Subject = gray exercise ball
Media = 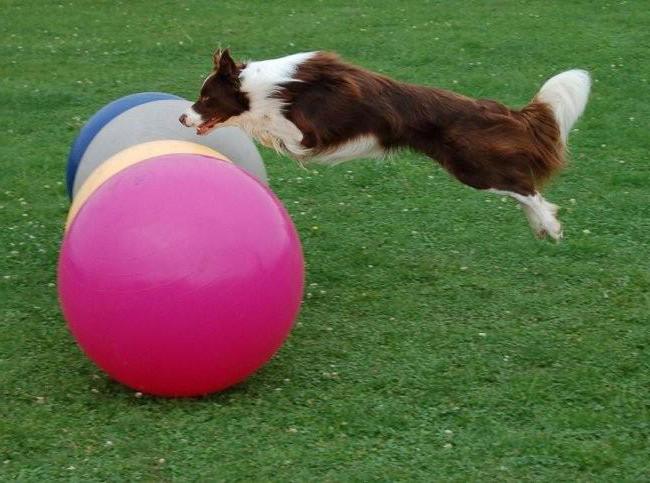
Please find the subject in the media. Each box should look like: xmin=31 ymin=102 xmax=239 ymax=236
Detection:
xmin=73 ymin=98 xmax=267 ymax=195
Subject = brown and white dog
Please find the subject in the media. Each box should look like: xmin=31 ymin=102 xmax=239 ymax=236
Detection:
xmin=179 ymin=49 xmax=591 ymax=240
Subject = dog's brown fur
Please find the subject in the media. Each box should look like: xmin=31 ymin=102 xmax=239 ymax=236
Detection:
xmin=276 ymin=52 xmax=562 ymax=196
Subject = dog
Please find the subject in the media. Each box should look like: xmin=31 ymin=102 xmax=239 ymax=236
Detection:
xmin=179 ymin=49 xmax=591 ymax=240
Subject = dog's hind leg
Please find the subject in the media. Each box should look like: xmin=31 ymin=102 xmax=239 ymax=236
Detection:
xmin=489 ymin=189 xmax=562 ymax=240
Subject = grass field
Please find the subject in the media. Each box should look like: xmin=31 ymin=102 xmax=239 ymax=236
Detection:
xmin=1 ymin=0 xmax=649 ymax=480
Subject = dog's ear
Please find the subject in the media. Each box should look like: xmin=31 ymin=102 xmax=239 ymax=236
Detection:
xmin=213 ymin=48 xmax=238 ymax=79
xmin=212 ymin=48 xmax=224 ymax=68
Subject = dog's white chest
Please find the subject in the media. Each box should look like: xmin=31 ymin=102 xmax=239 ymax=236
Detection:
xmin=225 ymin=109 xmax=309 ymax=158
xmin=229 ymin=53 xmax=320 ymax=159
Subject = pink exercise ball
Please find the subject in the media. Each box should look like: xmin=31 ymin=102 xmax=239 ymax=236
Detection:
xmin=58 ymin=154 xmax=304 ymax=397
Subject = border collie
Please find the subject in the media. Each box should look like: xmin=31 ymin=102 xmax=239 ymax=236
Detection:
xmin=180 ymin=49 xmax=590 ymax=240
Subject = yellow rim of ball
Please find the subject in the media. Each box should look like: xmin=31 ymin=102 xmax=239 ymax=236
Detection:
xmin=66 ymin=140 xmax=230 ymax=230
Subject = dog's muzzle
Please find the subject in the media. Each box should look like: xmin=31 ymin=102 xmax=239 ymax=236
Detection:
xmin=179 ymin=113 xmax=191 ymax=127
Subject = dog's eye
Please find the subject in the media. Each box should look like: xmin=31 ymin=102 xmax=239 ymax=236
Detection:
xmin=199 ymin=96 xmax=209 ymax=102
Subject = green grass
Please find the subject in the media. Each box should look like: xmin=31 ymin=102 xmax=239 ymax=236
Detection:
xmin=1 ymin=0 xmax=649 ymax=480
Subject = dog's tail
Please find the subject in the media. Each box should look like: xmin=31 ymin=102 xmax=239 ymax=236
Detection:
xmin=535 ymin=69 xmax=591 ymax=144
xmin=517 ymin=69 xmax=591 ymax=185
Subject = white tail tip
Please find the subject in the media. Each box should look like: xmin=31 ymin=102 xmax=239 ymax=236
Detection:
xmin=537 ymin=69 xmax=591 ymax=143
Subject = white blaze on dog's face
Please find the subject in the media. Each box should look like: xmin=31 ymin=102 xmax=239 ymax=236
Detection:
xmin=179 ymin=49 xmax=250 ymax=135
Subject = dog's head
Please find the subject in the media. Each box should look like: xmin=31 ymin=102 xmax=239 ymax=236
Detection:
xmin=179 ymin=49 xmax=249 ymax=135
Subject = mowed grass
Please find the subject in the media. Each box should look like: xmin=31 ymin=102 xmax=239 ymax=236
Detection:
xmin=1 ymin=0 xmax=649 ymax=480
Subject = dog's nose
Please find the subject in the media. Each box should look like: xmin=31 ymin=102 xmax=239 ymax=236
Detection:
xmin=179 ymin=113 xmax=189 ymax=126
